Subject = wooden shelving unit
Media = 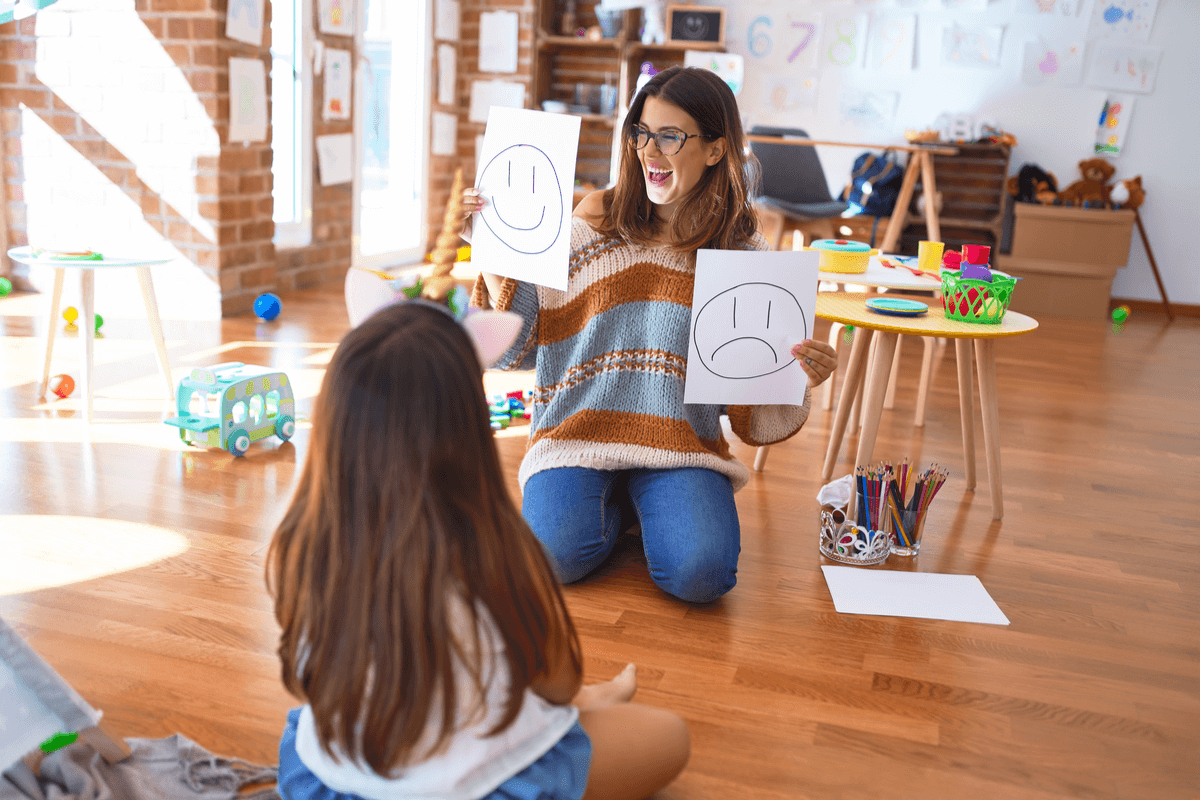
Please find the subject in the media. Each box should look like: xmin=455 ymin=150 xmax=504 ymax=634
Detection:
xmin=899 ymin=142 xmax=1012 ymax=254
xmin=533 ymin=0 xmax=723 ymax=190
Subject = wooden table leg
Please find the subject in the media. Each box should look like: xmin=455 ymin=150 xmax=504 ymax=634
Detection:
xmin=40 ymin=267 xmax=65 ymax=397
xmin=822 ymin=326 xmax=874 ymax=480
xmin=878 ymin=152 xmax=921 ymax=254
xmin=914 ymin=335 xmax=935 ymax=427
xmin=884 ymin=335 xmax=902 ymax=410
xmin=753 ymin=446 xmax=769 ymax=472
xmin=955 ymin=338 xmax=976 ymax=491
xmin=80 ymin=269 xmax=95 ymax=422
xmin=919 ymin=151 xmax=942 ymax=244
xmin=822 ymin=322 xmax=843 ymax=411
xmin=853 ymin=331 xmax=898 ymax=473
xmin=974 ymin=338 xmax=1004 ymax=520
xmin=136 ymin=267 xmax=174 ymax=399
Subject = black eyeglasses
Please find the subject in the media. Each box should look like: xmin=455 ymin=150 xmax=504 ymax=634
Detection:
xmin=629 ymin=124 xmax=703 ymax=156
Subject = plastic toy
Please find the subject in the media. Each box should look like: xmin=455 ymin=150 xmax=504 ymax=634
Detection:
xmin=0 ymin=276 xmax=12 ymax=296
xmin=48 ymin=374 xmax=74 ymax=399
xmin=1112 ymin=305 xmax=1130 ymax=324
xmin=164 ymin=362 xmax=295 ymax=456
xmin=39 ymin=732 xmax=79 ymax=753
xmin=254 ymin=293 xmax=282 ymax=321
xmin=63 ymin=306 xmax=78 ymax=331
xmin=94 ymin=313 xmax=104 ymax=333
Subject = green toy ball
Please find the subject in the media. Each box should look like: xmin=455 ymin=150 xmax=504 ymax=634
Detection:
xmin=1111 ymin=305 xmax=1130 ymax=324
xmin=94 ymin=313 xmax=104 ymax=332
xmin=0 ymin=276 xmax=12 ymax=296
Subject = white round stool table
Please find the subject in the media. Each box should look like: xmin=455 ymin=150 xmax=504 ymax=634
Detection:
xmin=7 ymin=246 xmax=175 ymax=422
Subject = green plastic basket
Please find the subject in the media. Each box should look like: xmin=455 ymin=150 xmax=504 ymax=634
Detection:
xmin=940 ymin=271 xmax=1016 ymax=324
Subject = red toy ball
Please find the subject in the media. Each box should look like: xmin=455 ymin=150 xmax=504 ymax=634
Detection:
xmin=49 ymin=374 xmax=75 ymax=399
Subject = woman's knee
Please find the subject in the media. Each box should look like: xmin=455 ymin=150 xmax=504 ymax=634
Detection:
xmin=652 ymin=554 xmax=738 ymax=603
xmin=522 ymin=468 xmax=623 ymax=584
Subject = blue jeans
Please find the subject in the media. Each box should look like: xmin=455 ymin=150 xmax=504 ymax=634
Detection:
xmin=523 ymin=467 xmax=740 ymax=603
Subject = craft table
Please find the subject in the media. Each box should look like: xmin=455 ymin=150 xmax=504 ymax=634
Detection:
xmin=816 ymin=292 xmax=1038 ymax=520
xmin=8 ymin=247 xmax=175 ymax=422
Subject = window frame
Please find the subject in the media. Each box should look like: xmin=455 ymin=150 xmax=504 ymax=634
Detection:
xmin=271 ymin=0 xmax=314 ymax=250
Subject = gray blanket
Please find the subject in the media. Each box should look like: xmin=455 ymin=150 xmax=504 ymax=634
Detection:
xmin=1 ymin=734 xmax=279 ymax=800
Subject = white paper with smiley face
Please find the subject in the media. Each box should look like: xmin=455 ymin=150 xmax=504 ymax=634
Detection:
xmin=471 ymin=107 xmax=580 ymax=291
xmin=684 ymin=248 xmax=820 ymax=406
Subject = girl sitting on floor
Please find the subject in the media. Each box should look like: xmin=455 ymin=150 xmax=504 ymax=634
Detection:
xmin=266 ymin=299 xmax=689 ymax=800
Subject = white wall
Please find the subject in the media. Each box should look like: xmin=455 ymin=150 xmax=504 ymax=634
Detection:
xmin=713 ymin=0 xmax=1199 ymax=306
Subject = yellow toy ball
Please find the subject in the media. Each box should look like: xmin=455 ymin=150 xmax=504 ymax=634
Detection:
xmin=975 ymin=297 xmax=1000 ymax=318
xmin=63 ymin=306 xmax=78 ymax=325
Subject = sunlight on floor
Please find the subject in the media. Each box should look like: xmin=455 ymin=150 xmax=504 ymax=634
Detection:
xmin=0 ymin=516 xmax=191 ymax=596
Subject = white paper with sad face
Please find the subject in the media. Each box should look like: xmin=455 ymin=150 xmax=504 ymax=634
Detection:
xmin=684 ymin=249 xmax=820 ymax=405
xmin=472 ymin=107 xmax=581 ymax=291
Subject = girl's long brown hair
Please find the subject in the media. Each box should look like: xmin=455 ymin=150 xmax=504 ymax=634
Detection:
xmin=266 ymin=302 xmax=581 ymax=774
xmin=596 ymin=65 xmax=761 ymax=253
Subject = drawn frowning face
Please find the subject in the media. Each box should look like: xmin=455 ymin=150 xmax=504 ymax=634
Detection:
xmin=692 ymin=282 xmax=808 ymax=379
xmin=477 ymin=144 xmax=564 ymax=255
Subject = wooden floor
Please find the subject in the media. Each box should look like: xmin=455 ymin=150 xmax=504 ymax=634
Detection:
xmin=1 ymin=284 xmax=1197 ymax=800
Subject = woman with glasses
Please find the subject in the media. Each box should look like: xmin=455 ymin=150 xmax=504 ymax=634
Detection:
xmin=467 ymin=66 xmax=837 ymax=603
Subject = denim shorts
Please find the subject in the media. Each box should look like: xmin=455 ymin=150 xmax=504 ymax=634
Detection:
xmin=278 ymin=708 xmax=592 ymax=800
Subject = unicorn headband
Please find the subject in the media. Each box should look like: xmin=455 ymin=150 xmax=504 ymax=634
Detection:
xmin=345 ymin=168 xmax=521 ymax=366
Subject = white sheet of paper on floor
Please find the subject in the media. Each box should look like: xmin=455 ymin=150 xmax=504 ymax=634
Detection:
xmin=479 ymin=10 xmax=519 ymax=73
xmin=821 ymin=566 xmax=1010 ymax=625
xmin=316 ymin=133 xmax=354 ymax=186
xmin=470 ymin=107 xmax=580 ymax=291
xmin=683 ymin=248 xmax=819 ymax=406
xmin=469 ymin=79 xmax=526 ymax=123
xmin=227 ymin=57 xmax=267 ymax=142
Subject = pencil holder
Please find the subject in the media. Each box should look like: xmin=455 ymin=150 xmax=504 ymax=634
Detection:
xmin=940 ymin=271 xmax=1016 ymax=324
xmin=887 ymin=508 xmax=927 ymax=557
xmin=819 ymin=509 xmax=891 ymax=566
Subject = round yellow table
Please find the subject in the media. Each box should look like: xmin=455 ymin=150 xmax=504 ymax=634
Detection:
xmin=816 ymin=292 xmax=1039 ymax=520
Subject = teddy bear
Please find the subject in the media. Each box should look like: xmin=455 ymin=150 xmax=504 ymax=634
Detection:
xmin=1056 ymin=158 xmax=1116 ymax=207
xmin=1109 ymin=176 xmax=1145 ymax=211
xmin=1006 ymin=164 xmax=1058 ymax=205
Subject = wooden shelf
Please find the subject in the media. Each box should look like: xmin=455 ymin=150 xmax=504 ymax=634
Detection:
xmin=538 ymin=31 xmax=624 ymax=49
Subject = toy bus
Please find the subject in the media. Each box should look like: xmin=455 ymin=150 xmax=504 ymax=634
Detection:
xmin=164 ymin=362 xmax=296 ymax=456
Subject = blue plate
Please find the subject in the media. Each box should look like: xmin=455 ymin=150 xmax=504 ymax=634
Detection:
xmin=866 ymin=297 xmax=929 ymax=316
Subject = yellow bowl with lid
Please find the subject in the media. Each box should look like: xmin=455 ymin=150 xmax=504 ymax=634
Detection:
xmin=804 ymin=239 xmax=879 ymax=274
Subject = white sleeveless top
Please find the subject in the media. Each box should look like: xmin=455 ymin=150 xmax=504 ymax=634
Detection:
xmin=293 ymin=601 xmax=578 ymax=800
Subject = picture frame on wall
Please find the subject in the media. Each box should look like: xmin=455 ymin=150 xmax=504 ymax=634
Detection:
xmin=664 ymin=5 xmax=724 ymax=49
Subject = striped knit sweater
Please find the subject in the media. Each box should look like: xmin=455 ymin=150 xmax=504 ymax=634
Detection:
xmin=471 ymin=216 xmax=811 ymax=493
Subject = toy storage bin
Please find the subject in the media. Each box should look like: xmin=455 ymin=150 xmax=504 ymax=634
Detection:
xmin=940 ymin=270 xmax=1016 ymax=324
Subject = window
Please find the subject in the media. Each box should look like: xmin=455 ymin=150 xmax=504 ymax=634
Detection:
xmin=271 ymin=0 xmax=313 ymax=248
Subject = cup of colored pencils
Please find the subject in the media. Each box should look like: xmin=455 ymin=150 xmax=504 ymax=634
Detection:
xmin=882 ymin=459 xmax=948 ymax=557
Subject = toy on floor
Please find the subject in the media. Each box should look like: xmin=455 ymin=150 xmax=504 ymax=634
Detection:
xmin=0 ymin=276 xmax=11 ymax=296
xmin=1112 ymin=305 xmax=1131 ymax=324
xmin=164 ymin=363 xmax=295 ymax=456
xmin=254 ymin=293 xmax=282 ymax=321
xmin=48 ymin=374 xmax=75 ymax=399
xmin=94 ymin=313 xmax=104 ymax=335
xmin=63 ymin=306 xmax=78 ymax=332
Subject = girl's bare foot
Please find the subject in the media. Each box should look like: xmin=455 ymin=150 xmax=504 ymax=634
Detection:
xmin=573 ymin=663 xmax=637 ymax=711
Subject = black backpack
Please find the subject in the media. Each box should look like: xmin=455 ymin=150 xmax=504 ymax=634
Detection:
xmin=840 ymin=151 xmax=904 ymax=217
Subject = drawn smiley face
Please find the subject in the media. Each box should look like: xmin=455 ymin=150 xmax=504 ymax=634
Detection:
xmin=692 ymin=282 xmax=808 ymax=379
xmin=477 ymin=144 xmax=564 ymax=255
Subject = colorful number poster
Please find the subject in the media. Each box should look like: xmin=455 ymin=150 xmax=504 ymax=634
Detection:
xmin=743 ymin=8 xmax=822 ymax=71
xmin=318 ymin=0 xmax=354 ymax=36
xmin=1094 ymin=93 xmax=1135 ymax=157
xmin=225 ymin=0 xmax=264 ymax=45
xmin=471 ymin=107 xmax=581 ymax=291
xmin=1088 ymin=0 xmax=1159 ymax=42
xmin=684 ymin=249 xmax=820 ymax=405
xmin=323 ymin=48 xmax=352 ymax=121
xmin=1085 ymin=41 xmax=1162 ymax=94
xmin=941 ymin=23 xmax=1004 ymax=70
xmin=820 ymin=12 xmax=867 ymax=69
xmin=1021 ymin=38 xmax=1084 ymax=85
xmin=1015 ymin=0 xmax=1081 ymax=16
xmin=228 ymin=57 xmax=267 ymax=142
xmin=866 ymin=13 xmax=915 ymax=72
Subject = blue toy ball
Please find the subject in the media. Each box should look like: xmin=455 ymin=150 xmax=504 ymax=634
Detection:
xmin=254 ymin=293 xmax=281 ymax=321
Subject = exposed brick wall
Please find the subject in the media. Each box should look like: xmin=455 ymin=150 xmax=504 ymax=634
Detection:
xmin=426 ymin=0 xmax=535 ymax=252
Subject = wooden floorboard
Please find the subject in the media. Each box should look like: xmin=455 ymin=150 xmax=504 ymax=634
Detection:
xmin=1 ymin=285 xmax=1197 ymax=799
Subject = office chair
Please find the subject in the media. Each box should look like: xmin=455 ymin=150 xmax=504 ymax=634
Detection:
xmin=748 ymin=125 xmax=851 ymax=250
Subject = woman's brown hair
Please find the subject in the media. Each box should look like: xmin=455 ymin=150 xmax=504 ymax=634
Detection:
xmin=596 ymin=65 xmax=761 ymax=253
xmin=266 ymin=301 xmax=581 ymax=774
